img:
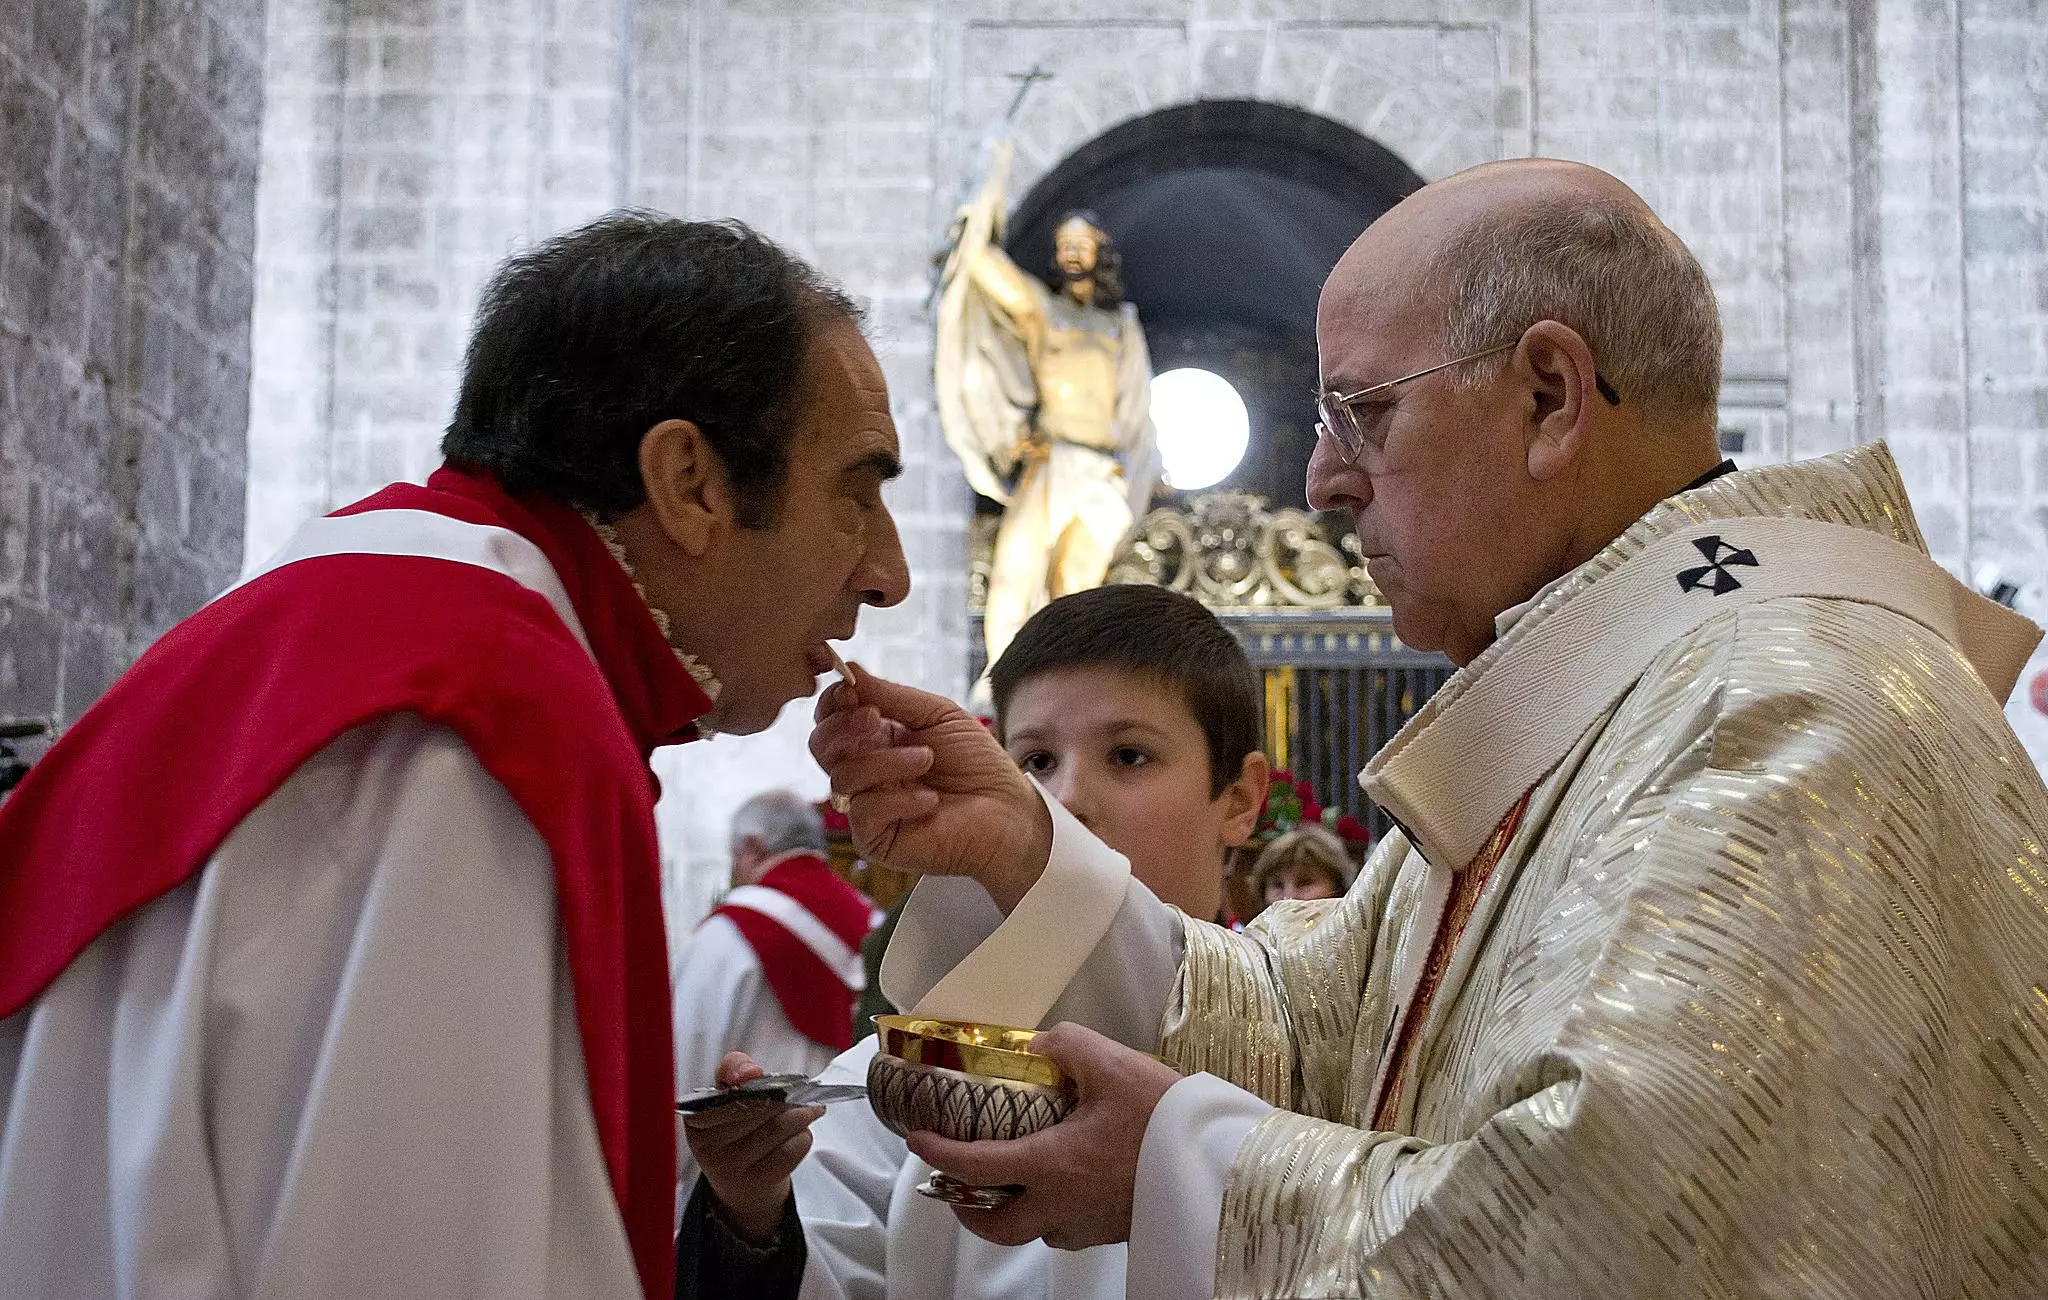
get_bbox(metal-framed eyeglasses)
[1315,341,1622,464]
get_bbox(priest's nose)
[1306,432,1370,515]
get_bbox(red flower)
[1292,778,1322,824]
[1334,813,1370,844]
[1270,769,1294,787]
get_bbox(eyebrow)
[848,449,903,481]
[1097,716,1179,749]
[1101,718,1172,739]
[1006,718,1175,747]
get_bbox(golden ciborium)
[867,1015,1076,1208]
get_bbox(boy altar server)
[675,583,1269,1299]
[0,216,910,1300]
[815,161,2048,1299]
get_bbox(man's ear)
[638,418,731,556]
[1218,750,1271,848]
[1516,321,1598,483]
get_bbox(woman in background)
[1252,823,1356,909]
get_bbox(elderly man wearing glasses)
[810,158,2048,1300]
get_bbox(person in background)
[1251,823,1356,911]
[672,791,879,1099]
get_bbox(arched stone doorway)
[998,100,1423,513]
[958,103,1449,866]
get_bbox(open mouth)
[805,644,838,677]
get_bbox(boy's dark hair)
[441,211,864,527]
[990,583,1262,797]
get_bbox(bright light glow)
[1150,368,1250,491]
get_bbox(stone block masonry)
[1,0,265,728]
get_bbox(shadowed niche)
[1003,101,1425,511]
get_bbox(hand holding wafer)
[809,666,1051,913]
[827,644,858,689]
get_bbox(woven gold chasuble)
[1160,445,2048,1298]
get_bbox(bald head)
[1325,159,1722,432]
[1355,158,1655,247]
[1307,160,1729,666]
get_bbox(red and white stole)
[0,466,708,1300]
[713,852,876,1051]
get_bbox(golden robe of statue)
[883,444,2048,1298]
[936,143,1158,677]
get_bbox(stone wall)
[249,0,640,561]
[240,0,2048,922]
[1,0,265,728]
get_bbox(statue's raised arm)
[935,142,1043,506]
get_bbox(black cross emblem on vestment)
[1675,535,1759,595]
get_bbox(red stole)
[713,854,875,1051]
[1371,792,1532,1133]
[0,466,707,1300]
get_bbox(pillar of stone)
[1,0,265,728]
[247,0,638,565]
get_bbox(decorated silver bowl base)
[866,1051,1075,1209]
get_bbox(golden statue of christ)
[935,142,1159,679]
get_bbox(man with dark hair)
[0,213,908,1300]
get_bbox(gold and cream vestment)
[883,446,2048,1299]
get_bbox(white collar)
[1492,571,1572,639]
[578,512,723,721]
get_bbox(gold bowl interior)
[872,1014,1067,1089]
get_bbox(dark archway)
[1001,101,1425,510]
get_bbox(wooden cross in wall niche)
[1005,64,1054,122]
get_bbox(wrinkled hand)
[905,1024,1181,1251]
[811,669,1051,912]
[682,1052,824,1243]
